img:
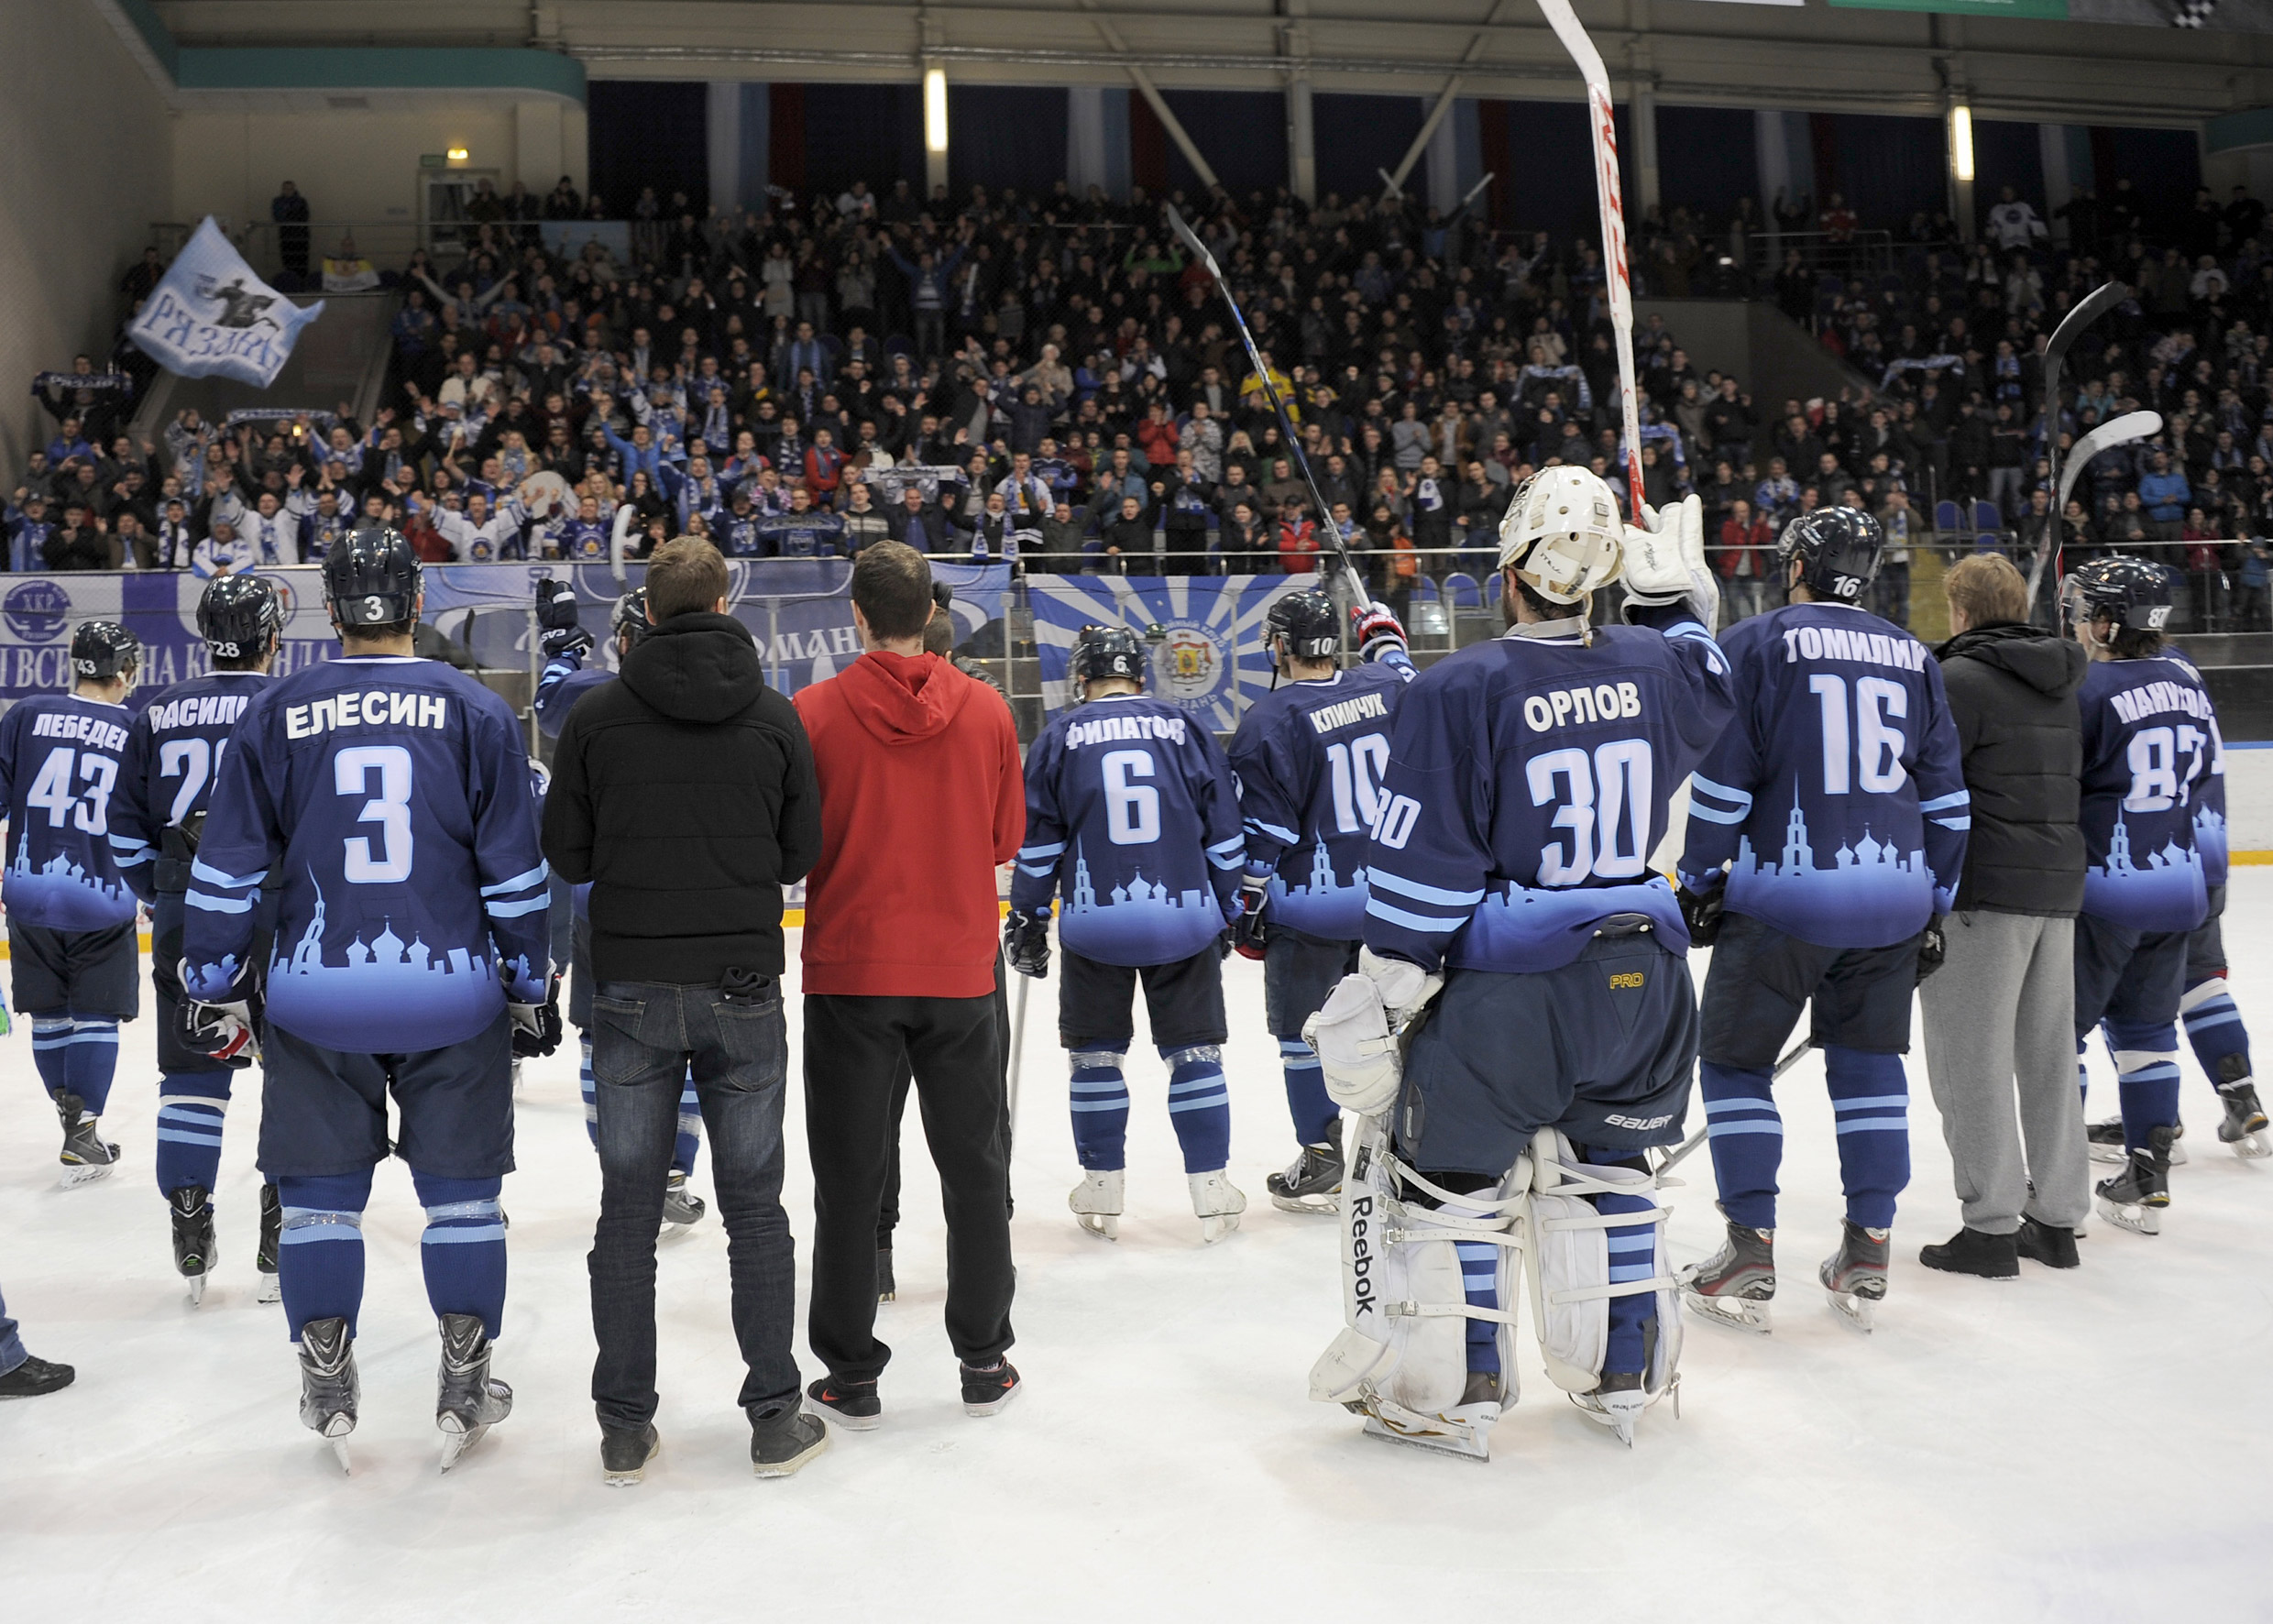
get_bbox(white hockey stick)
[1535,0,1645,521]
[2027,409,2164,610]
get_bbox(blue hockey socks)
[29,1019,71,1101]
[1279,1037,1336,1147]
[2107,1017,2182,1152]
[1700,1060,1783,1231]
[1585,1143,1658,1378]
[154,1070,233,1194]
[1162,1043,1231,1174]
[1824,1046,1909,1230]
[1068,1048,1130,1170]
[580,1034,598,1150]
[277,1170,371,1340]
[2182,975,2252,1092]
[412,1171,508,1342]
[32,1016,119,1114]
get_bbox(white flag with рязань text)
[127,218,324,388]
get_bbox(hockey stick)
[2027,409,2165,609]
[1654,1035,1815,1177]
[1164,203,1370,604]
[1534,0,1645,521]
[1006,971,1029,1125]
[2026,280,2131,611]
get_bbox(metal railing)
[147,219,608,281]
[1751,229,1897,287]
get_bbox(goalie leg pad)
[1310,1117,1526,1455]
[1525,1130,1681,1422]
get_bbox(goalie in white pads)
[1305,468,1736,1458]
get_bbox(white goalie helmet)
[1496,466,1623,604]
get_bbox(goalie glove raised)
[1619,493,1719,633]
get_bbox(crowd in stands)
[13,170,2273,633]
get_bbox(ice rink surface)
[4,883,2271,1623]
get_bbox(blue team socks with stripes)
[2181,975,2252,1092]
[1824,1046,1908,1230]
[1585,1144,1658,1377]
[277,1170,371,1338]
[31,1015,120,1114]
[1279,1037,1336,1147]
[1162,1044,1231,1174]
[413,1172,507,1341]
[1069,1048,1131,1169]
[1703,1049,1908,1230]
[579,1035,699,1177]
[2106,1017,2183,1153]
[155,1070,233,1193]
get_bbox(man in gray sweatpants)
[1917,556,2092,1276]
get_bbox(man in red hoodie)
[794,540,1026,1428]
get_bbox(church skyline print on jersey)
[1721,792,1938,951]
[0,694,139,932]
[2075,653,2224,936]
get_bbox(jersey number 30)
[1528,741,1654,885]
[335,745,415,883]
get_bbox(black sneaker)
[960,1358,1021,1418]
[0,1354,75,1399]
[806,1374,882,1431]
[2016,1216,2081,1269]
[1917,1226,2019,1279]
[599,1422,660,1487]
[750,1406,829,1477]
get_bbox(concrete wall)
[1636,297,1882,427]
[0,1,170,475]
[171,99,587,236]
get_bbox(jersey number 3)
[335,745,415,883]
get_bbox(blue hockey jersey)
[0,694,140,931]
[758,510,848,559]
[2077,653,2223,933]
[182,654,552,1052]
[1226,653,1415,940]
[557,519,613,563]
[1013,693,1245,967]
[533,647,612,739]
[1363,616,1736,974]
[1681,602,1968,950]
[109,670,271,902]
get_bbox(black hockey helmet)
[323,527,423,628]
[2061,554,2176,634]
[1264,587,1339,662]
[1775,506,1884,602]
[196,572,284,660]
[70,620,140,682]
[1070,622,1147,686]
[611,587,653,649]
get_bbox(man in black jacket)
[542,536,829,1485]
[1917,554,2092,1278]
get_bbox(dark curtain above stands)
[587,81,709,217]
[947,85,1070,199]
[1158,90,1289,199]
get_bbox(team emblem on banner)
[1027,573,1320,730]
[4,581,72,643]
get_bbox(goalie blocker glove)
[1302,949,1444,1115]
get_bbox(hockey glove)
[1677,883,1726,949]
[178,979,263,1069]
[1232,879,1271,960]
[541,623,592,659]
[1005,906,1052,980]
[1305,975,1401,1115]
[1352,599,1409,664]
[1357,947,1444,1028]
[1620,493,1720,634]
[509,975,564,1059]
[1916,916,1948,985]
[535,575,581,631]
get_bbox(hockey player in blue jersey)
[1225,587,1414,1213]
[1676,507,1968,1333]
[0,620,145,1189]
[1005,623,1249,1243]
[2093,908,2270,1163]
[1304,466,1734,1457]
[2058,557,2253,1232]
[181,529,560,1474]
[110,575,286,1303]
[532,577,709,1231]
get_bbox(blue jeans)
[0,1279,25,1376]
[587,978,797,1432]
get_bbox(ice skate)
[1266,1118,1344,1214]
[2216,1080,2271,1158]
[875,1245,895,1303]
[1069,1169,1123,1241]
[1679,1216,1775,1333]
[169,1186,217,1306]
[660,1170,708,1234]
[296,1317,358,1474]
[1570,1370,1651,1448]
[256,1184,282,1304]
[434,1312,512,1473]
[55,1093,118,1190]
[1189,1169,1247,1244]
[2088,1115,2187,1166]
[2094,1127,2175,1236]
[1360,1370,1502,1463]
[1820,1220,1890,1332]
